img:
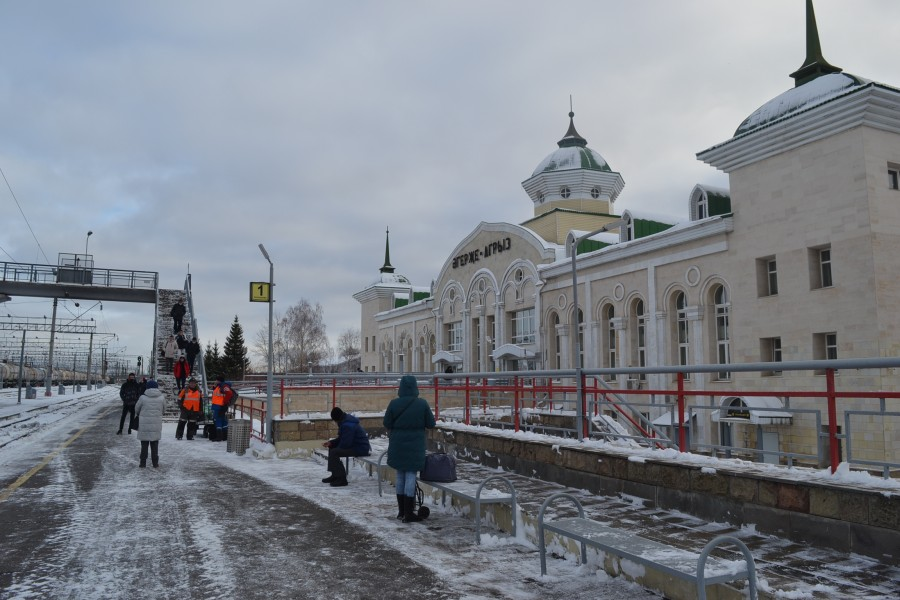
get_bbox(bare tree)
[337,327,361,372]
[253,311,291,374]
[283,299,330,372]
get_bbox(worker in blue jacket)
[321,407,371,487]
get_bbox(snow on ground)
[2,385,897,599]
[0,387,660,600]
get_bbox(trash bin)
[227,419,251,455]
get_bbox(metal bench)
[419,474,517,545]
[352,449,390,495]
[538,492,758,600]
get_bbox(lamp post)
[258,243,275,444]
[570,219,624,439]
[83,230,93,284]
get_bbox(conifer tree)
[221,316,250,380]
[204,340,222,379]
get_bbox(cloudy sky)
[1,1,898,371]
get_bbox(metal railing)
[1,261,158,290]
[266,358,900,479]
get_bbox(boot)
[322,473,337,483]
[329,477,348,487]
[402,496,422,523]
[396,495,405,519]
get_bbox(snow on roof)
[531,146,611,176]
[735,72,869,136]
[623,208,682,225]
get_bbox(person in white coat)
[135,379,165,468]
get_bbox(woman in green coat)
[383,375,436,522]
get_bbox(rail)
[0,261,158,290]
[266,358,900,478]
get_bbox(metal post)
[86,331,94,390]
[259,244,275,445]
[17,329,25,404]
[45,298,58,396]
[569,219,623,440]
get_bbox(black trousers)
[139,440,159,467]
[327,447,365,478]
[119,405,136,432]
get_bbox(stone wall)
[430,427,899,564]
[270,416,898,564]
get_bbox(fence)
[245,358,900,478]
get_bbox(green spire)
[380,226,395,274]
[789,0,842,87]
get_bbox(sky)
[2,1,900,371]
[2,387,898,598]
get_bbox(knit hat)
[330,407,345,422]
[145,379,159,389]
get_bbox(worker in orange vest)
[176,377,203,440]
[210,375,235,442]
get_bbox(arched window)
[675,291,690,377]
[631,299,646,380]
[714,285,731,379]
[575,308,584,368]
[552,313,561,369]
[602,304,616,378]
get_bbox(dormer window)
[590,187,601,199]
[560,186,571,199]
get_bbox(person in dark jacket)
[185,337,201,371]
[170,299,186,333]
[383,375,435,522]
[117,372,141,435]
[322,407,371,487]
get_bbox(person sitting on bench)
[322,407,371,487]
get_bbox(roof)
[530,110,612,176]
[735,72,868,136]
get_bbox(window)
[511,308,536,345]
[603,305,616,377]
[756,257,777,296]
[631,299,646,380]
[813,332,838,374]
[760,337,782,376]
[538,192,545,203]
[447,322,462,352]
[575,308,584,368]
[552,313,561,369]
[560,186,571,199]
[675,292,690,377]
[591,187,601,199]
[697,193,708,220]
[714,285,731,380]
[809,245,833,289]
[889,164,899,190]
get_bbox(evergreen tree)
[204,340,222,380]
[221,316,251,380]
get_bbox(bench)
[419,474,517,545]
[348,451,517,545]
[352,449,390,495]
[538,492,758,600]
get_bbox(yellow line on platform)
[0,406,115,503]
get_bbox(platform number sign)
[250,281,271,303]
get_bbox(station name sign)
[452,237,512,269]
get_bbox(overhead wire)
[0,163,51,264]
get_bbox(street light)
[83,231,93,285]
[570,218,624,439]
[259,243,275,445]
